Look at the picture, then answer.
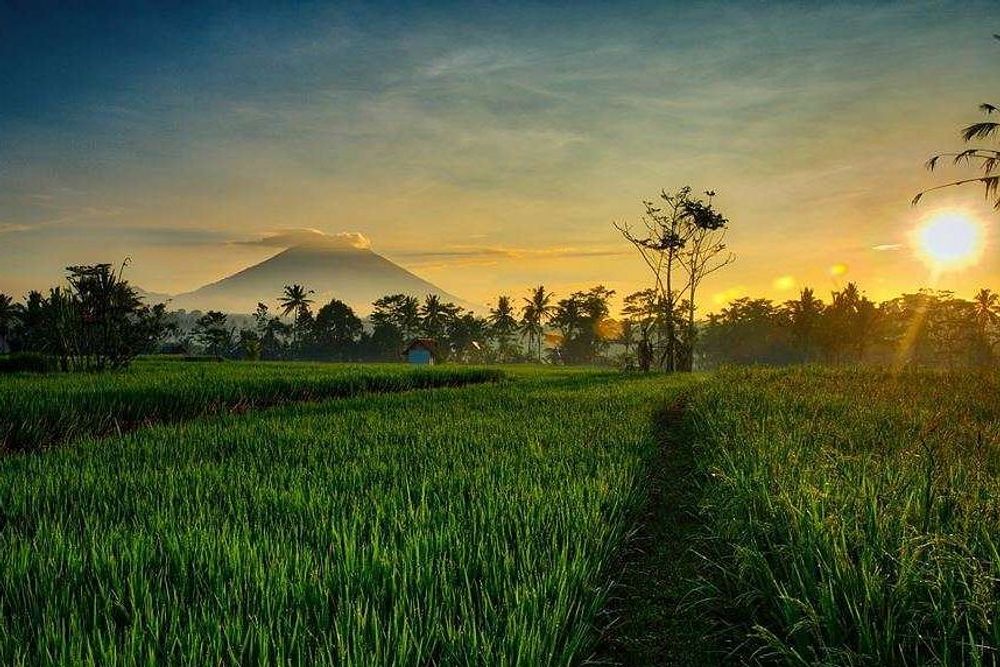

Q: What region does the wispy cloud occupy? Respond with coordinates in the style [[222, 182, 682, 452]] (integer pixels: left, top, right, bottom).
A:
[[398, 244, 628, 266], [422, 47, 529, 79], [0, 223, 31, 234], [872, 243, 903, 251]]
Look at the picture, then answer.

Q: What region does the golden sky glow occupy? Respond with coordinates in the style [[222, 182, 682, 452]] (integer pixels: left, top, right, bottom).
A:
[[1, 2, 998, 313]]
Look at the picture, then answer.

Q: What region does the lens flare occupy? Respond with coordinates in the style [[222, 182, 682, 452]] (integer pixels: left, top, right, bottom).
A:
[[912, 210, 985, 272]]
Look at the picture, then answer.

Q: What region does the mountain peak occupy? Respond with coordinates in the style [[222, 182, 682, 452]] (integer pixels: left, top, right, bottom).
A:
[[169, 239, 475, 314]]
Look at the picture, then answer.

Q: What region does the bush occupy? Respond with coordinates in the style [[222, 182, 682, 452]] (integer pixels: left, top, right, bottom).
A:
[[0, 352, 56, 374]]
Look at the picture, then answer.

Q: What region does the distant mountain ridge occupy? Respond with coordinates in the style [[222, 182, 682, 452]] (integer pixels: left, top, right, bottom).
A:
[[162, 240, 476, 314]]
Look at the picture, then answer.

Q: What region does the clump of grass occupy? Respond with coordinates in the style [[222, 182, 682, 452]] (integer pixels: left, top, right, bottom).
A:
[[0, 370, 692, 665], [0, 360, 503, 452], [685, 366, 1000, 665]]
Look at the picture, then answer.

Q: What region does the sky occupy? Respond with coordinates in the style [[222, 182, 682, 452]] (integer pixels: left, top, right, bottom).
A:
[[1, 0, 998, 312]]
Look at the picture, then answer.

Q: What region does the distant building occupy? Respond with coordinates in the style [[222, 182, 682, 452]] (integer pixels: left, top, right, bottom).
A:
[[403, 338, 439, 365]]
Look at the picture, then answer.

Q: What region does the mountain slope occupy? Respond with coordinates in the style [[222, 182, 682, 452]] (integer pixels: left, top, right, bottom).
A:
[[168, 240, 475, 314]]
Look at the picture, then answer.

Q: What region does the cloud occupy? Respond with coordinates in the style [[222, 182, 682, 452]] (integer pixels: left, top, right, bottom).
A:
[[398, 245, 628, 266], [0, 223, 31, 234], [422, 47, 528, 79], [872, 243, 902, 251], [235, 229, 372, 249]]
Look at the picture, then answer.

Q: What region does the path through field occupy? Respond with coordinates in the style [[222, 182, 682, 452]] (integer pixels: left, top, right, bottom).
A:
[[593, 401, 728, 666]]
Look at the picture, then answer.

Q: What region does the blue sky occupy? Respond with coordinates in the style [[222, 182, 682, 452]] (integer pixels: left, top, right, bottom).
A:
[[1, 1, 998, 308]]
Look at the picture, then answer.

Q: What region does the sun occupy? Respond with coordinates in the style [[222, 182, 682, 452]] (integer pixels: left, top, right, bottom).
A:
[[912, 210, 985, 272]]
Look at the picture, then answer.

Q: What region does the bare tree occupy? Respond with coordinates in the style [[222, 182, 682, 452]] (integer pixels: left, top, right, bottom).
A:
[[615, 187, 692, 371], [677, 191, 734, 370], [615, 186, 733, 371]]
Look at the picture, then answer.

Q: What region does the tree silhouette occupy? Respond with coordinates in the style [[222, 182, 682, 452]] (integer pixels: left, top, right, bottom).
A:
[[520, 285, 554, 361], [616, 186, 731, 371], [370, 294, 421, 359], [446, 312, 489, 363], [824, 282, 880, 363], [278, 284, 316, 352], [973, 288, 1000, 355], [419, 294, 458, 341], [785, 287, 825, 361], [313, 299, 363, 359], [677, 191, 733, 369], [488, 295, 519, 361], [194, 311, 233, 357], [551, 286, 615, 364], [278, 284, 315, 318], [0, 293, 19, 352], [622, 288, 663, 372], [252, 302, 290, 360], [914, 35, 1000, 209]]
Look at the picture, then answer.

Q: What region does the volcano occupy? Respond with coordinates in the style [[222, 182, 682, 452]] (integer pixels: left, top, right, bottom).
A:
[[168, 239, 474, 314]]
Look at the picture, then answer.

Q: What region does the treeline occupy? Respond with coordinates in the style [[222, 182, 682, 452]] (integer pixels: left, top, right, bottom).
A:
[[0, 264, 166, 371], [698, 284, 1000, 369], [163, 284, 618, 365], [2, 264, 997, 372]]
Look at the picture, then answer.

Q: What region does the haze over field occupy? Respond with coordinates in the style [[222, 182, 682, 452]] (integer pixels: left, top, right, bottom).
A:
[[1, 1, 998, 310]]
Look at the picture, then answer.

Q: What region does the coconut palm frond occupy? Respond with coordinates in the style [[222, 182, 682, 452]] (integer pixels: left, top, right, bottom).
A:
[[913, 175, 1000, 208], [981, 103, 999, 114], [950, 149, 1000, 173], [961, 122, 1000, 142]]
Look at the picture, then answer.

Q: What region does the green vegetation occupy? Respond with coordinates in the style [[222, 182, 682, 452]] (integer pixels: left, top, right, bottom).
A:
[[0, 359, 502, 451], [684, 367, 1000, 664], [8, 358, 1000, 665], [0, 366, 692, 665]]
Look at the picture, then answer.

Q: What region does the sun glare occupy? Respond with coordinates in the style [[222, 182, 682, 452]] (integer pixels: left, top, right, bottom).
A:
[[912, 210, 985, 272]]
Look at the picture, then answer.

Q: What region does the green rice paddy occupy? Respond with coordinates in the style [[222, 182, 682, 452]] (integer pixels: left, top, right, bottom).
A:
[[3, 361, 1000, 665]]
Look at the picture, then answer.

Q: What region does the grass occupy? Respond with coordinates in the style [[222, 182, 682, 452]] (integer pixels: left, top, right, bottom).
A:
[[0, 366, 694, 665], [12, 360, 997, 664], [684, 366, 1000, 665], [0, 359, 502, 451]]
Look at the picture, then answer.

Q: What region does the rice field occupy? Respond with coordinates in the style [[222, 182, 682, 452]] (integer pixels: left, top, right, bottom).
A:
[[0, 365, 692, 665], [684, 366, 1000, 665], [0, 359, 502, 451], [7, 360, 1000, 665]]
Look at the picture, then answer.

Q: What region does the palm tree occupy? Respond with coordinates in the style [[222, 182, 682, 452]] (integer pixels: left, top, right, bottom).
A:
[[973, 288, 1000, 328], [914, 35, 1000, 208], [519, 285, 554, 361], [0, 293, 20, 352], [784, 287, 824, 360], [973, 288, 1000, 356], [419, 294, 457, 341], [489, 295, 519, 362], [278, 284, 315, 318]]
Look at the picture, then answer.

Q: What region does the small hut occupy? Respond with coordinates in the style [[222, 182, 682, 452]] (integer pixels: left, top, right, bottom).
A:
[[402, 338, 439, 365]]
